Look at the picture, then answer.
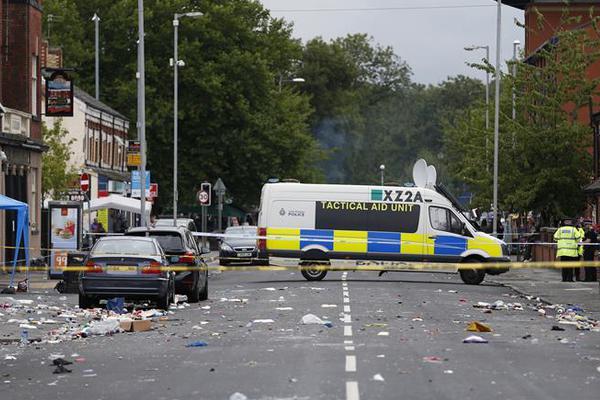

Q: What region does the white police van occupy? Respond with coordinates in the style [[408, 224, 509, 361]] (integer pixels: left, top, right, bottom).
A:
[[256, 160, 510, 284]]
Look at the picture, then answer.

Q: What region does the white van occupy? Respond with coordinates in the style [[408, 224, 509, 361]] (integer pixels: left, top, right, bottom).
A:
[[256, 161, 509, 284]]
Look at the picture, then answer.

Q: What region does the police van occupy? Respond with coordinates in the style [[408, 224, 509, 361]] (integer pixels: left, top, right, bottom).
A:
[[256, 159, 509, 284]]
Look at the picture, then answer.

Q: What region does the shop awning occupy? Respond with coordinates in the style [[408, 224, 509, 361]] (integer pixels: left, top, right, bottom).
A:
[[85, 195, 151, 215]]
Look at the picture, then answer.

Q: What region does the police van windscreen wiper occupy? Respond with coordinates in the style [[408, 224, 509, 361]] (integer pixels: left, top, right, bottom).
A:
[[434, 183, 467, 213]]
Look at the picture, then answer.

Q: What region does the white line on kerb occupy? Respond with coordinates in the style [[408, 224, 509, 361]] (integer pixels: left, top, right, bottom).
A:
[[344, 340, 353, 344], [343, 297, 350, 303], [346, 381, 360, 400], [345, 346, 355, 351], [344, 325, 353, 336], [344, 305, 351, 313], [345, 355, 357, 372], [342, 314, 351, 323]]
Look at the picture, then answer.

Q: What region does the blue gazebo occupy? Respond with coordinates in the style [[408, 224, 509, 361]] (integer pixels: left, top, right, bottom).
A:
[[0, 194, 30, 288]]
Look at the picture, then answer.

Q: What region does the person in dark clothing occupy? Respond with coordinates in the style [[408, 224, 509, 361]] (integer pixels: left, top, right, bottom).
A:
[[582, 223, 598, 282]]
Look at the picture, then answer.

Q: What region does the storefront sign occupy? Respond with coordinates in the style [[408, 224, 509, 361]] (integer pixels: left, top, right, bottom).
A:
[[45, 70, 74, 117]]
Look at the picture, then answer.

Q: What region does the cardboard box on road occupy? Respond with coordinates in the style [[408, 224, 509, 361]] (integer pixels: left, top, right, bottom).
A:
[[119, 319, 152, 332]]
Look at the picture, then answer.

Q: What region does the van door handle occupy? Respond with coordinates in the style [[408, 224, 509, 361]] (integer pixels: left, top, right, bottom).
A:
[[428, 235, 437, 240]]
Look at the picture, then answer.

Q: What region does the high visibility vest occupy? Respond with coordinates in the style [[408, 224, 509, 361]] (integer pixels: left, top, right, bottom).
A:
[[554, 226, 582, 258], [577, 228, 585, 256]]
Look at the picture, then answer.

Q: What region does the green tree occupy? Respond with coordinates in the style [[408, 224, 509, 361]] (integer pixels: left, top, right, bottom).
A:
[[43, 0, 320, 208], [443, 17, 600, 221], [42, 120, 78, 200]]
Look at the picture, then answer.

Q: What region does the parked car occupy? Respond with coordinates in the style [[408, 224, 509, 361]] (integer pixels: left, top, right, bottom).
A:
[[219, 225, 267, 265], [79, 236, 174, 309], [125, 226, 208, 302], [155, 218, 197, 232]]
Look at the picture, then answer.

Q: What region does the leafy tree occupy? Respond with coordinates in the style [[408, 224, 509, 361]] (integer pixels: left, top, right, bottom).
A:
[[42, 120, 78, 200], [443, 17, 600, 222], [43, 0, 320, 209]]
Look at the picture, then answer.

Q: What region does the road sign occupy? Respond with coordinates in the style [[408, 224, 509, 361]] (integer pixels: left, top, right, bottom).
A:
[[80, 173, 89, 192], [149, 183, 158, 199], [131, 170, 151, 198], [214, 178, 227, 195], [127, 153, 141, 167], [198, 182, 212, 206]]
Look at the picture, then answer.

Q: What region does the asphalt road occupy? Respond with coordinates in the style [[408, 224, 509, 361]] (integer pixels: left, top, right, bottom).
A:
[[1, 268, 600, 400]]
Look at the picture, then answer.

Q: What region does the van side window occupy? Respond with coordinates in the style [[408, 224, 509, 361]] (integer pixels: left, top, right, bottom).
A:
[[429, 207, 467, 236], [429, 207, 450, 231]]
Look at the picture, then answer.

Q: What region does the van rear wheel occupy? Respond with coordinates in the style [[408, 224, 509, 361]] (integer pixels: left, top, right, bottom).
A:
[[301, 265, 328, 281], [459, 258, 486, 285]]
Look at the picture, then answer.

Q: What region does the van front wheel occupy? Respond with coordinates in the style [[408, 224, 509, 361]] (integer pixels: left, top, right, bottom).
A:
[[459, 258, 486, 285], [301, 265, 328, 281]]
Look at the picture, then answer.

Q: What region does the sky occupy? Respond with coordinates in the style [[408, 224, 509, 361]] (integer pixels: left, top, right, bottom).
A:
[[259, 0, 524, 84]]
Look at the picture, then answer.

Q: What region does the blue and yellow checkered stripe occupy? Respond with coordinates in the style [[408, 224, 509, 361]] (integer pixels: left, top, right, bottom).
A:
[[266, 228, 502, 257]]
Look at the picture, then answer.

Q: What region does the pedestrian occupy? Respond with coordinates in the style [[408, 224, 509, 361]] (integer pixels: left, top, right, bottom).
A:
[[575, 222, 585, 280], [581, 222, 598, 282], [553, 218, 582, 282], [90, 218, 100, 233]]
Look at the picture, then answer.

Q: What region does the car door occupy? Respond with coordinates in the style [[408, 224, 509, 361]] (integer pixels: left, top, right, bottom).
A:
[[426, 206, 470, 262]]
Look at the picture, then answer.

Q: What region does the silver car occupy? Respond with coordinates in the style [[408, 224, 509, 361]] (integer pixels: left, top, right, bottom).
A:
[[78, 236, 174, 309]]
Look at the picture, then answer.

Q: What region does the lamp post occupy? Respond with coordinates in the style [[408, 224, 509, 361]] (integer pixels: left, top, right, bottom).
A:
[[278, 76, 305, 92], [92, 13, 100, 100], [464, 45, 490, 130], [512, 40, 521, 120], [492, 0, 502, 236], [138, 0, 147, 226], [173, 11, 203, 227], [379, 164, 385, 186]]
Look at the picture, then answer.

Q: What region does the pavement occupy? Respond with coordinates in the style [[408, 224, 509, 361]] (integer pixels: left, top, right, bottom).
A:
[[0, 265, 599, 399], [489, 267, 600, 320]]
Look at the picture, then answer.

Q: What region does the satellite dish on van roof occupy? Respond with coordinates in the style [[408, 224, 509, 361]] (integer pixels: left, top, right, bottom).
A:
[[412, 159, 428, 188], [426, 165, 437, 188]]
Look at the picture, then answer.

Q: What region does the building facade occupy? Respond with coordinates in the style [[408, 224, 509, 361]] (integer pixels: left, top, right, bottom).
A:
[[506, 0, 600, 221], [42, 44, 130, 231], [0, 0, 45, 264]]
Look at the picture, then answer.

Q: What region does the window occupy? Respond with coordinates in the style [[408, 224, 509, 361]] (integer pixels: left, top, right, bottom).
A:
[[314, 201, 420, 233], [429, 207, 449, 231], [429, 206, 467, 236], [31, 56, 38, 117]]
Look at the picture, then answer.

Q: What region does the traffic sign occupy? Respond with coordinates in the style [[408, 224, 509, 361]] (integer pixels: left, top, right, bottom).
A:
[[214, 178, 227, 195], [198, 182, 212, 206], [149, 183, 158, 199], [80, 173, 89, 192]]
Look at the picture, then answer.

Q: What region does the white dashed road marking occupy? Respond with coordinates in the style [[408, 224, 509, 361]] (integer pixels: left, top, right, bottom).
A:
[[341, 271, 359, 400]]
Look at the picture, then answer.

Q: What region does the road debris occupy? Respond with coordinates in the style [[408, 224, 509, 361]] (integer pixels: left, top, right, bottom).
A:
[[466, 321, 492, 332], [229, 393, 248, 400], [423, 356, 446, 363], [300, 313, 330, 326], [373, 373, 385, 381], [186, 341, 208, 347], [463, 335, 488, 344]]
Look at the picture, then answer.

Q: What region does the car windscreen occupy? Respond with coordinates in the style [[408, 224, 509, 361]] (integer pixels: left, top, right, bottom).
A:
[[92, 239, 157, 256], [127, 232, 185, 252], [224, 227, 256, 246]]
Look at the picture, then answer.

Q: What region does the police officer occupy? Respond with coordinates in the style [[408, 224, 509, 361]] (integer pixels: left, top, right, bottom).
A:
[[553, 218, 582, 282]]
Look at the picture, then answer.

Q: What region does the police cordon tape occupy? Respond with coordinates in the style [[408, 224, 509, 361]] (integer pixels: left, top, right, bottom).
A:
[[2, 260, 600, 273]]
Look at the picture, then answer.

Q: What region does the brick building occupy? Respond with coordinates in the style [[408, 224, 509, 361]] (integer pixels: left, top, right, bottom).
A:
[[505, 0, 600, 221], [0, 0, 45, 264]]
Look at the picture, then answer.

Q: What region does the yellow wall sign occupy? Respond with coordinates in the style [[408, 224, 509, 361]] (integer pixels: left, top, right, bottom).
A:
[[97, 209, 109, 231], [127, 153, 141, 166]]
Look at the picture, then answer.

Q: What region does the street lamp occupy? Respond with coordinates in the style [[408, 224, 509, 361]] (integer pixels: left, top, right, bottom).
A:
[[173, 11, 203, 227], [492, 0, 503, 236], [278, 76, 305, 92], [464, 45, 490, 131], [379, 164, 385, 186], [512, 40, 521, 120]]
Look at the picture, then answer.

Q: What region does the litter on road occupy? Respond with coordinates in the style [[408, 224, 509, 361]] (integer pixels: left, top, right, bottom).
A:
[[463, 335, 489, 344], [186, 341, 208, 347], [466, 321, 492, 332], [373, 373, 385, 381]]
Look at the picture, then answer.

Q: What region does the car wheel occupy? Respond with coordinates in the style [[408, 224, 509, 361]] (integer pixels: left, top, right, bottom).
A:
[[301, 264, 328, 281], [459, 258, 486, 285], [78, 293, 94, 309], [199, 271, 208, 301], [187, 271, 201, 303]]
